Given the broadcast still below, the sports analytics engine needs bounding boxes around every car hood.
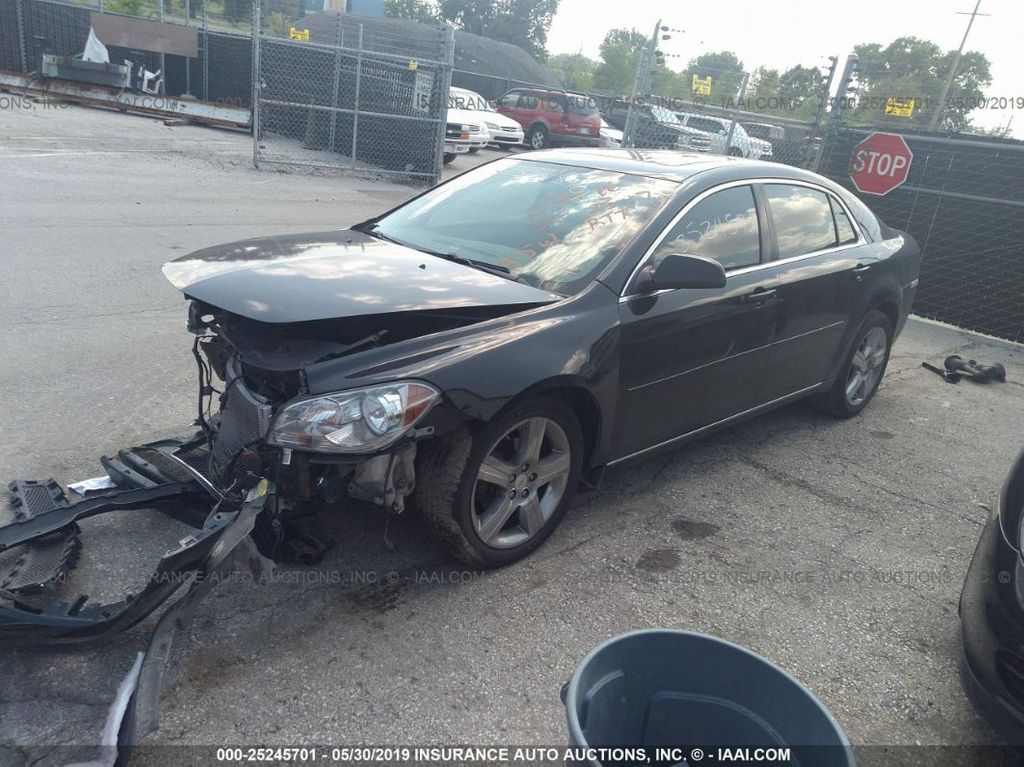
[446,107,488,127]
[656,122,707,137]
[448,107,519,131]
[484,114,522,131]
[163,230,562,323]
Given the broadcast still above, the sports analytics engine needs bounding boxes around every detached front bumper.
[0,438,229,643]
[0,437,274,759]
[960,501,1024,743]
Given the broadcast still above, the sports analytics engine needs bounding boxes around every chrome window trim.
[619,177,865,301]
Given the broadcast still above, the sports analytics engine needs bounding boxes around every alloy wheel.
[845,326,888,407]
[530,129,546,149]
[471,417,571,549]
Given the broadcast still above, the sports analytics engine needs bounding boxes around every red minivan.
[495,89,601,150]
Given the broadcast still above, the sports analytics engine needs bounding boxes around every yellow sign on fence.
[885,97,916,117]
[289,26,309,42]
[691,75,712,96]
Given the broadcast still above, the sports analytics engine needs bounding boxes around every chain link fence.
[610,60,834,168]
[0,0,254,105]
[252,5,454,182]
[445,62,831,169]
[817,127,1024,343]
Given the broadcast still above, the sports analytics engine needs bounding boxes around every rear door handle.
[852,263,872,281]
[741,288,777,304]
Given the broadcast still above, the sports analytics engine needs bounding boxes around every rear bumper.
[960,503,1024,743]
[550,133,600,148]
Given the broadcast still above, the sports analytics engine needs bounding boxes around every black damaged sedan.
[960,449,1024,742]
[164,150,921,568]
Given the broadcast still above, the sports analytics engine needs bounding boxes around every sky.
[546,0,1021,136]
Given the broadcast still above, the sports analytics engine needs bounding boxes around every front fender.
[302,284,622,461]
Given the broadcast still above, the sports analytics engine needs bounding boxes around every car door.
[614,183,781,459]
[497,89,528,129]
[756,182,871,401]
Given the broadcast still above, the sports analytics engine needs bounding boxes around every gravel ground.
[1,103,1023,766]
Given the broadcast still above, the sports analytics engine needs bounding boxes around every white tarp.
[81,28,110,64]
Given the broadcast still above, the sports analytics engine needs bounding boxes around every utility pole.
[622,19,661,149]
[927,0,990,131]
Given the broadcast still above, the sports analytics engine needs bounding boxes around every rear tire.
[414,398,583,568]
[813,309,893,418]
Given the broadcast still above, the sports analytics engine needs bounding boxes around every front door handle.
[741,287,777,304]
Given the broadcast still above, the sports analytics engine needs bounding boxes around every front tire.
[527,124,549,150]
[414,398,583,568]
[468,147,480,154]
[813,309,893,418]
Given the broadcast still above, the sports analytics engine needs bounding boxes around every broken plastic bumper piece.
[0,436,253,644]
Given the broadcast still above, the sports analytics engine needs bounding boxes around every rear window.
[566,94,599,115]
[686,116,726,134]
[830,196,858,245]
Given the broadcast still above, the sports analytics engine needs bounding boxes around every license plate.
[579,127,590,135]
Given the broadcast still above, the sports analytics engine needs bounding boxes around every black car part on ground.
[922,355,1008,384]
[117,482,271,763]
[960,448,1024,743]
[0,435,279,762]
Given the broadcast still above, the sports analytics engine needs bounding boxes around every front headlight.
[485,121,499,130]
[269,381,440,453]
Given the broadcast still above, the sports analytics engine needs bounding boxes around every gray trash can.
[563,629,855,767]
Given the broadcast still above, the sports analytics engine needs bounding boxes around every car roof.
[676,111,723,120]
[512,149,841,186]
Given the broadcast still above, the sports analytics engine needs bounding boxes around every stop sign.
[849,132,913,196]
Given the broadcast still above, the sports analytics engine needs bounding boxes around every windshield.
[649,106,680,125]
[448,89,496,112]
[370,159,677,295]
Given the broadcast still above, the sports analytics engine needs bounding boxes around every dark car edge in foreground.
[960,449,1024,743]
[161,149,921,568]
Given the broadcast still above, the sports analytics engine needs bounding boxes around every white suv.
[673,112,773,159]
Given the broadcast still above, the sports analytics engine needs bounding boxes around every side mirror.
[634,253,727,293]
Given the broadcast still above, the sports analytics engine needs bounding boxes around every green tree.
[593,28,647,95]
[549,52,597,91]
[682,51,744,106]
[747,66,780,102]
[439,0,560,61]
[774,64,824,119]
[384,0,440,23]
[849,36,992,131]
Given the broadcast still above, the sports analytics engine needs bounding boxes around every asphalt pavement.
[1,104,1023,765]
